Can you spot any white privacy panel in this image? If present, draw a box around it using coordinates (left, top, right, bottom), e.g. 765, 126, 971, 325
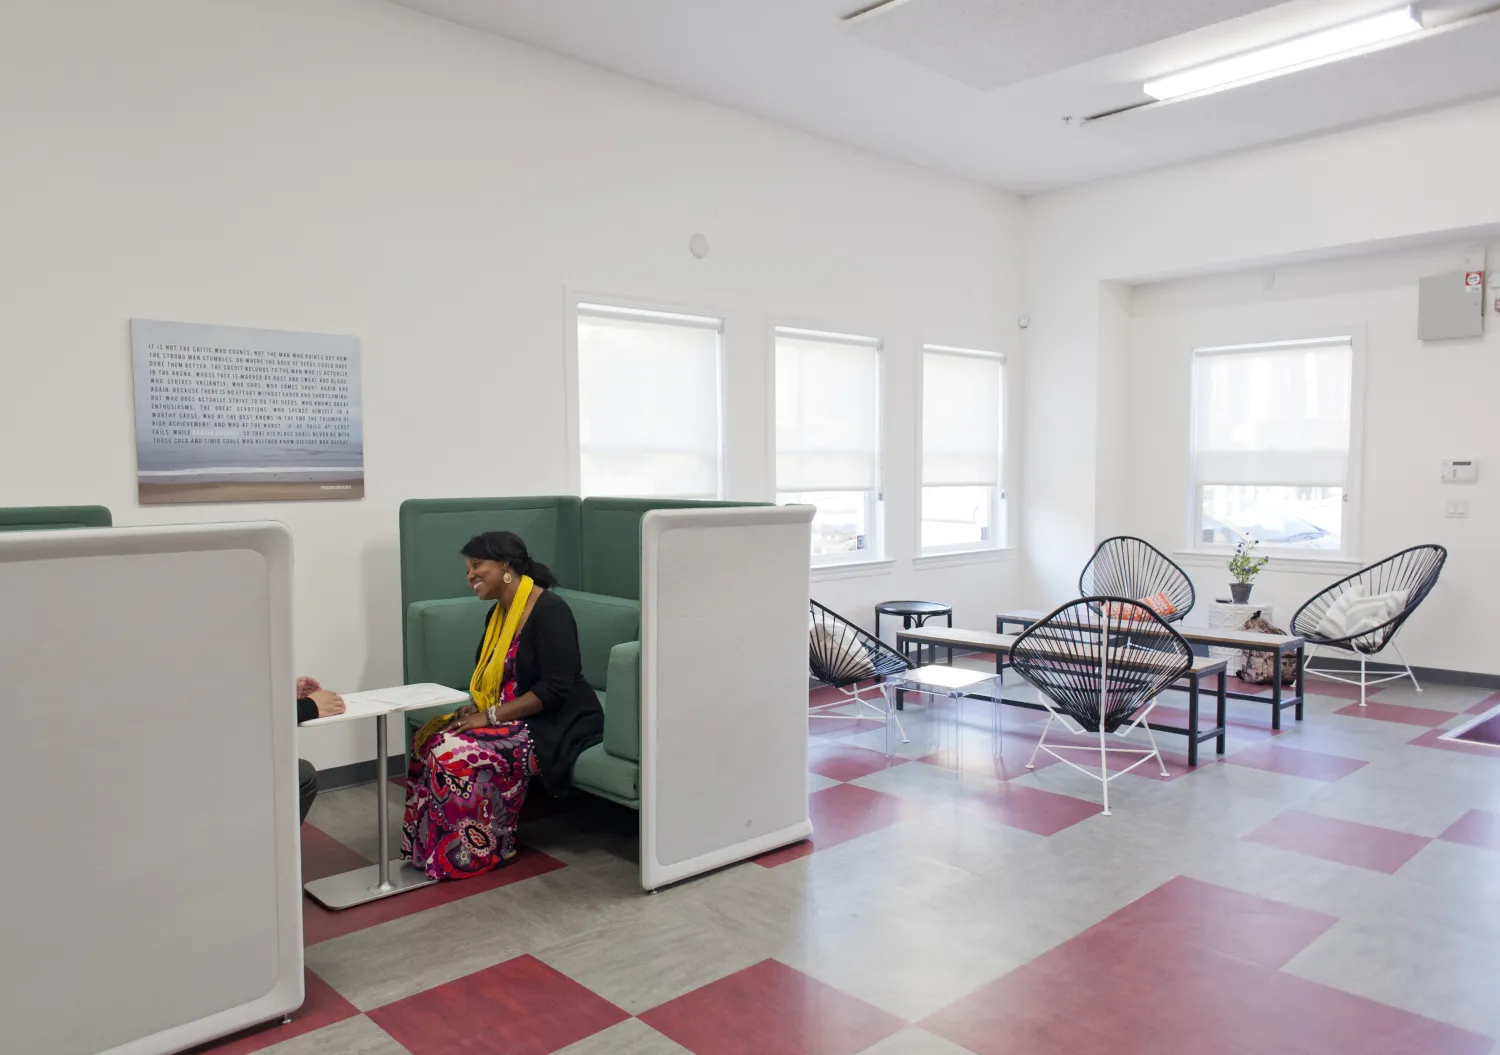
0, 523, 300, 1055
640, 505, 814, 890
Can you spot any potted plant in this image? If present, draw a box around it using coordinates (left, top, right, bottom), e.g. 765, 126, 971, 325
1228, 539, 1268, 603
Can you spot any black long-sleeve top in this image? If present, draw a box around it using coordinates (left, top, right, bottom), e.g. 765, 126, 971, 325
481, 589, 605, 796
296, 697, 318, 724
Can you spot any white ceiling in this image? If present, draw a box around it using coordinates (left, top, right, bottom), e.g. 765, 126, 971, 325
388, 0, 1500, 193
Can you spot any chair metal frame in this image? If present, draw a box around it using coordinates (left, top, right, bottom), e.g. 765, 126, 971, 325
1291, 544, 1447, 707
1079, 536, 1196, 624
808, 599, 911, 742
1013, 597, 1194, 815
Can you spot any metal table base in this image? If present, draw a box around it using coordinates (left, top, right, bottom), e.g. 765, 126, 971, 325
303, 712, 439, 910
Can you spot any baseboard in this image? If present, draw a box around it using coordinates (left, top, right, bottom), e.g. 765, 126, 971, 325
315, 754, 407, 791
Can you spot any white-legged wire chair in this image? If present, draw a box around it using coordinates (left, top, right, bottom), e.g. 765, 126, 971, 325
1079, 536, 1196, 624
1013, 598, 1194, 815
809, 600, 910, 743
1291, 544, 1446, 706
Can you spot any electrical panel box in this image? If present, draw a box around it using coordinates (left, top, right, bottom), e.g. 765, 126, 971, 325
1418, 271, 1484, 340
1441, 459, 1478, 483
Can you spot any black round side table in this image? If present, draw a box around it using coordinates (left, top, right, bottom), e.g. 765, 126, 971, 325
875, 600, 954, 668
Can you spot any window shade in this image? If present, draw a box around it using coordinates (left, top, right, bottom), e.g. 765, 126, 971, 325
1192, 338, 1352, 486
578, 308, 721, 498
775, 332, 880, 492
922, 349, 1003, 487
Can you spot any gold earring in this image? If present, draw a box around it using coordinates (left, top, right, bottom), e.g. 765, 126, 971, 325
502, 573, 514, 584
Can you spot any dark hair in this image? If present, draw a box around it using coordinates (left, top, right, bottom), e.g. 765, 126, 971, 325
460, 531, 559, 589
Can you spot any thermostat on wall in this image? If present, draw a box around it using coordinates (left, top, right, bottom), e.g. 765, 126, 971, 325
1441, 459, 1478, 483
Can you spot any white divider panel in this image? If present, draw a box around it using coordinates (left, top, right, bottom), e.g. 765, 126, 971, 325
640, 505, 814, 890
0, 523, 301, 1055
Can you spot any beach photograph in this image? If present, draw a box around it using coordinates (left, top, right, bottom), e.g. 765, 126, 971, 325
131, 319, 364, 506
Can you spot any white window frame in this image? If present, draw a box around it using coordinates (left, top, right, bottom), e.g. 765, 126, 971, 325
1184, 330, 1365, 562
916, 343, 1008, 557
565, 292, 726, 500
770, 324, 885, 568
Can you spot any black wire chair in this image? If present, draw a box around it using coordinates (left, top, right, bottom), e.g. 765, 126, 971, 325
1291, 544, 1447, 706
1078, 536, 1195, 624
809, 599, 912, 740
1012, 598, 1194, 815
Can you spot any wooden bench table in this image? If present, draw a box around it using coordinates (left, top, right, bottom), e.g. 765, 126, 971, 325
995, 609, 1307, 730
894, 625, 1229, 766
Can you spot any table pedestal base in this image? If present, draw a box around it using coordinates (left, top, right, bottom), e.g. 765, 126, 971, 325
304, 860, 438, 909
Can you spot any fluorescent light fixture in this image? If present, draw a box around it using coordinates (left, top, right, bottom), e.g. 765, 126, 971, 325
1144, 6, 1422, 101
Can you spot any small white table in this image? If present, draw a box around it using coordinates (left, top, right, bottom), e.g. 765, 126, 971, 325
300, 683, 470, 910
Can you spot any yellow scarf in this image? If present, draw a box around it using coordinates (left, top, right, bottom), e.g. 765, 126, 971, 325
412, 576, 534, 756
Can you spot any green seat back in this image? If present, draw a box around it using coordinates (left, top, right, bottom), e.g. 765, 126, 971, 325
579, 497, 760, 599
0, 505, 112, 531
553, 588, 640, 692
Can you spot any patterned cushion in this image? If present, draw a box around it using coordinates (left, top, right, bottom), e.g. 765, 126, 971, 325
1103, 592, 1177, 622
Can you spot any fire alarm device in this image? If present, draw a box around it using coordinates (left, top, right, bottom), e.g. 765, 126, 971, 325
1441, 459, 1478, 484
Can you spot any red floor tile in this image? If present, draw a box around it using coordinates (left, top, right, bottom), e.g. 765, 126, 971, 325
369, 954, 627, 1055
1150, 703, 1279, 743
959, 781, 1101, 835
1407, 727, 1500, 758
300, 823, 373, 884
640, 959, 905, 1055
303, 847, 568, 945
809, 742, 906, 782
922, 876, 1487, 1055
1466, 692, 1500, 715
1438, 809, 1500, 851
1302, 676, 1389, 701
1244, 809, 1432, 873
755, 784, 917, 867
1223, 743, 1369, 782
183, 970, 358, 1055
1333, 700, 1455, 727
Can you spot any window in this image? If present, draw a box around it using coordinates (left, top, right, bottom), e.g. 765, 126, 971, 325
576, 302, 722, 498
774, 327, 882, 563
1190, 337, 1354, 553
921, 346, 1005, 552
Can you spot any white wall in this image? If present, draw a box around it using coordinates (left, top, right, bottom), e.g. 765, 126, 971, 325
1127, 241, 1498, 672
0, 0, 1022, 768
1021, 94, 1500, 671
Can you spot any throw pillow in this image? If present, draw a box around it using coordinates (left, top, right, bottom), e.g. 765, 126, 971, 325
1102, 592, 1176, 622
811, 622, 877, 681
1313, 584, 1365, 639
1344, 588, 1409, 640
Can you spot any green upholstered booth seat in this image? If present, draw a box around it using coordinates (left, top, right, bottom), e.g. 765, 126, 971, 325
403, 587, 643, 808
399, 497, 583, 677
0, 505, 112, 531
579, 497, 759, 599
398, 495, 764, 810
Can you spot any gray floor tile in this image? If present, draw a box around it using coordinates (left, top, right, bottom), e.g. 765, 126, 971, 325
532, 901, 779, 1013
307, 866, 663, 1010
1285, 915, 1500, 1040
858, 1028, 981, 1054
261, 1016, 409, 1055
306, 782, 407, 863
553, 1018, 691, 1054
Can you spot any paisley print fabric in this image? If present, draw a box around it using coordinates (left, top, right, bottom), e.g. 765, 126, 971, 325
401, 637, 537, 880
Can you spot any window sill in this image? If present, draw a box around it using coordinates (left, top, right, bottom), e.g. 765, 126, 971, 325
913, 547, 1015, 570
810, 558, 897, 582
1173, 550, 1362, 577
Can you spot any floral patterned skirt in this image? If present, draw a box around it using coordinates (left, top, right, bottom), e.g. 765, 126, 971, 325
401, 722, 537, 880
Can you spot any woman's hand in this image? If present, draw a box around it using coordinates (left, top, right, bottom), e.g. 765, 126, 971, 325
309, 690, 345, 718
446, 708, 490, 734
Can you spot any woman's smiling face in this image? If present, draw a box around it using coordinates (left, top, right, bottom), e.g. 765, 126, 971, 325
465, 557, 509, 601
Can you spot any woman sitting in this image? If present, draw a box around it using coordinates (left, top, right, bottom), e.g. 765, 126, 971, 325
401, 531, 605, 880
